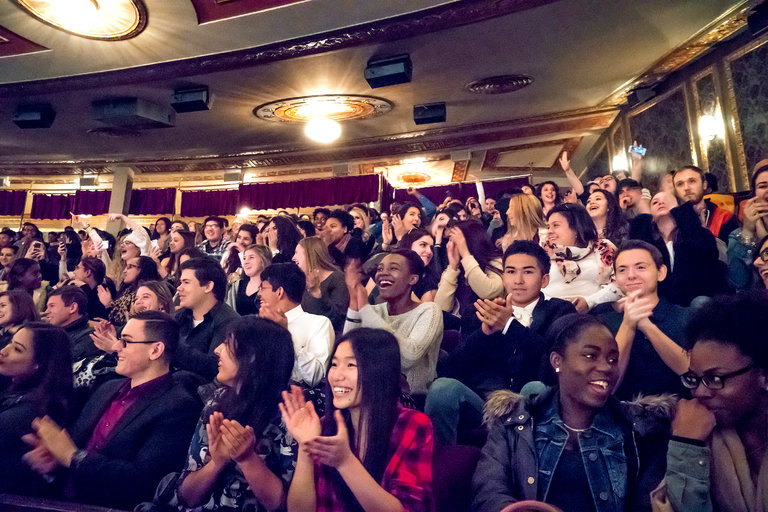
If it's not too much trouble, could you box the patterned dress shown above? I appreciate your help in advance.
[174,386,297,512]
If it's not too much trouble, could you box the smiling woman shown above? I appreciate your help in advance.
[473,313,674,512]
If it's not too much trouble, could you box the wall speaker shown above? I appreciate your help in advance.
[626,88,656,107]
[413,102,446,125]
[171,87,211,113]
[13,104,56,128]
[364,54,412,89]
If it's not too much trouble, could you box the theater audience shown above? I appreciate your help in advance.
[0,323,73,495]
[0,244,17,281]
[325,209,367,267]
[293,237,348,332]
[225,243,271,316]
[22,311,201,509]
[536,181,561,217]
[494,192,546,251]
[152,217,172,260]
[593,241,689,399]
[0,290,40,349]
[346,250,443,395]
[652,293,768,512]
[281,328,434,512]
[426,241,575,446]
[158,317,296,512]
[221,223,260,277]
[258,263,334,389]
[472,314,672,512]
[396,228,440,302]
[69,256,109,320]
[541,202,620,312]
[175,258,239,381]
[6,258,48,312]
[132,280,174,315]
[728,161,768,290]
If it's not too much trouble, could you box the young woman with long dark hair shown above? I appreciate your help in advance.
[173,316,296,511]
[281,328,434,512]
[586,188,628,246]
[0,323,73,494]
[221,224,261,276]
[265,216,301,263]
[99,255,161,327]
[158,230,196,282]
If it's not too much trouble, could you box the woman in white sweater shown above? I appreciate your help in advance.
[345,249,443,395]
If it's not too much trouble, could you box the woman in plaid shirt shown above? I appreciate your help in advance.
[281,328,434,512]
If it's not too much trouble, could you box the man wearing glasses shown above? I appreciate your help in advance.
[22,311,201,510]
[592,240,690,400]
[197,215,231,258]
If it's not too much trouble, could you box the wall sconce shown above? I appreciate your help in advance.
[698,108,725,141]
[612,153,629,172]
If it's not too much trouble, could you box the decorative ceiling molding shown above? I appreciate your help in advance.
[189,0,307,24]
[602,1,749,106]
[483,137,582,170]
[0,25,48,57]
[450,160,470,183]
[0,0,558,96]
[0,108,617,174]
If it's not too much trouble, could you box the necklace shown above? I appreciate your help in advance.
[563,422,588,433]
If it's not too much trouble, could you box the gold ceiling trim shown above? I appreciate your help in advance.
[602,2,750,107]
[254,95,393,123]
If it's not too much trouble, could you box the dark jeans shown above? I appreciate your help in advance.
[425,377,484,446]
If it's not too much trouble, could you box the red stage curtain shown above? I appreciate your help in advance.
[73,190,111,216]
[239,174,380,210]
[31,194,75,220]
[129,188,176,215]
[0,190,27,216]
[180,189,239,217]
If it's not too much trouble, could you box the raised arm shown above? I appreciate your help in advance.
[559,151,584,196]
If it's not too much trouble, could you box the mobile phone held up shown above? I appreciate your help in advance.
[628,144,647,156]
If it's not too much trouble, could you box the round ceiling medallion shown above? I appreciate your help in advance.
[13,0,148,41]
[398,172,430,184]
[254,95,393,122]
[465,75,534,95]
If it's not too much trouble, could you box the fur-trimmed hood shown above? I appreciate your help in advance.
[483,382,678,433]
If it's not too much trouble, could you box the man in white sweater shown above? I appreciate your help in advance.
[345,249,443,394]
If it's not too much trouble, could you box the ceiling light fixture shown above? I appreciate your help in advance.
[305,118,342,144]
[13,0,148,40]
[255,95,392,123]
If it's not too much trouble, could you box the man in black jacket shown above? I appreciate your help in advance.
[425,241,575,446]
[23,311,201,510]
[174,257,239,380]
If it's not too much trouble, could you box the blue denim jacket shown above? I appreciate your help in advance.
[472,385,672,512]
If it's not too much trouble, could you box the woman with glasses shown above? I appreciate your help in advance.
[474,314,672,512]
[653,293,768,512]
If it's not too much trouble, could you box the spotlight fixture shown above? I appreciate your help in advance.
[13,103,56,129]
[305,118,342,144]
[364,54,412,89]
[171,87,211,113]
[413,102,446,125]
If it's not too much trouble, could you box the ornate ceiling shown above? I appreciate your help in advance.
[0,0,749,187]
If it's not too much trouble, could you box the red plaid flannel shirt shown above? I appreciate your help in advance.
[316,407,434,511]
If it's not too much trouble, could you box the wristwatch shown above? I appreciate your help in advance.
[70,449,88,469]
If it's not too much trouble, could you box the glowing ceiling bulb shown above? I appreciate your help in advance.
[304,118,341,144]
[239,208,252,217]
[612,153,628,172]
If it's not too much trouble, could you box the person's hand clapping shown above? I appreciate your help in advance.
[206,412,233,468]
[279,385,321,445]
[621,289,654,329]
[305,410,353,468]
[220,419,256,464]
[475,294,514,335]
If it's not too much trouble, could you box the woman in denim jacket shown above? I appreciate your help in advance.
[472,314,674,512]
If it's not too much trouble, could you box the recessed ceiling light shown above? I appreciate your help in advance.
[305,118,341,144]
[13,0,148,40]
[465,75,534,95]
[254,95,392,123]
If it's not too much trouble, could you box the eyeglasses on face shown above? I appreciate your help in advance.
[680,364,755,390]
[258,283,273,293]
[118,337,161,349]
[757,247,768,263]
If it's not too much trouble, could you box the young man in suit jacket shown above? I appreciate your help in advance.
[425,241,575,446]
[23,311,202,510]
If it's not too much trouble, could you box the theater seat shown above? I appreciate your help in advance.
[433,444,481,512]
[705,193,735,214]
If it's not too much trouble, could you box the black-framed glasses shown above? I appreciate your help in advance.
[118,337,161,349]
[757,247,768,262]
[680,364,756,390]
